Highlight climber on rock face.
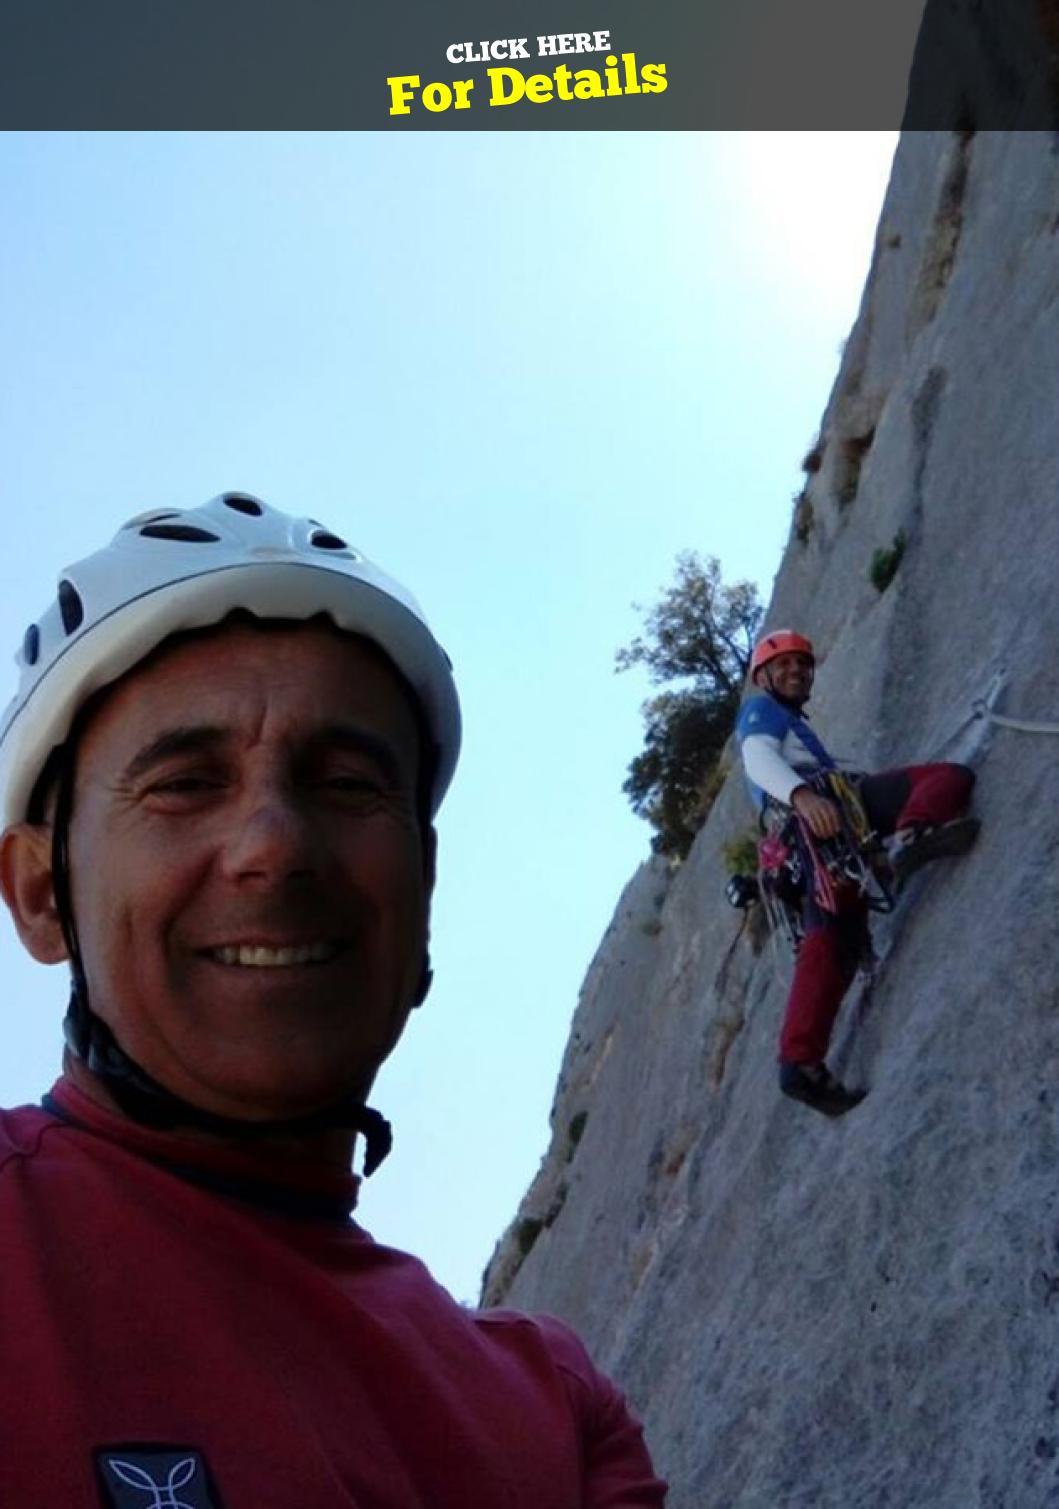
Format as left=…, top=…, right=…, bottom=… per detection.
left=735, top=629, right=980, bottom=1119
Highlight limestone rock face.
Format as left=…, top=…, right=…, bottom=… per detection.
left=482, top=131, right=1059, bottom=1507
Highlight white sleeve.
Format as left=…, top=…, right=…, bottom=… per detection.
left=741, top=733, right=807, bottom=807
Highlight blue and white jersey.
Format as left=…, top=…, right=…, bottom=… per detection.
left=734, top=692, right=836, bottom=810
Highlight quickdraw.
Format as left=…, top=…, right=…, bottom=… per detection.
left=755, top=822, right=806, bottom=969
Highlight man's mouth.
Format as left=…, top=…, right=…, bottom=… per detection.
left=206, top=942, right=343, bottom=968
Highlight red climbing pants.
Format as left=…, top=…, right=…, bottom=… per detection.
left=778, top=762, right=975, bottom=1066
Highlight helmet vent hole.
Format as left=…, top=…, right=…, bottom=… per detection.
left=121, top=510, right=181, bottom=531
left=310, top=530, right=349, bottom=552
left=22, top=623, right=40, bottom=666
left=222, top=494, right=263, bottom=516
left=139, top=524, right=221, bottom=544
left=58, top=581, right=84, bottom=636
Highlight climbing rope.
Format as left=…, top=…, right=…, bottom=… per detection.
left=971, top=699, right=1059, bottom=735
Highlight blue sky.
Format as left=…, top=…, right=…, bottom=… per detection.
left=0, top=131, right=896, bottom=1301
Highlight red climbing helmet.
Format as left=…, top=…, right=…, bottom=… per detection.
left=750, top=629, right=815, bottom=680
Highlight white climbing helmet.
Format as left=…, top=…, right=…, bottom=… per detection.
left=0, top=492, right=461, bottom=825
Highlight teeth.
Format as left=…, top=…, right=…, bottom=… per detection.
left=212, top=942, right=338, bottom=967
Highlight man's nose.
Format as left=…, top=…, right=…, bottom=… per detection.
left=220, top=786, right=320, bottom=884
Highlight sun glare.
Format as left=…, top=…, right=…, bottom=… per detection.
left=726, top=132, right=899, bottom=320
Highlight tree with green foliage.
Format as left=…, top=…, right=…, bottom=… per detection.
left=616, top=552, right=763, bottom=858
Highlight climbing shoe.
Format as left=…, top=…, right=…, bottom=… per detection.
left=779, top=1061, right=867, bottom=1118
left=887, top=815, right=980, bottom=891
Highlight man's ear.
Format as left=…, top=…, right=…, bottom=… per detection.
left=421, top=823, right=437, bottom=895
left=0, top=824, right=69, bottom=964
left=411, top=826, right=438, bottom=1009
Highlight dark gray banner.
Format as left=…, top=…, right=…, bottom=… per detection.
left=1, top=0, right=1055, bottom=128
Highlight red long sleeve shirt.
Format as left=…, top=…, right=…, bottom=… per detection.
left=0, top=1077, right=666, bottom=1507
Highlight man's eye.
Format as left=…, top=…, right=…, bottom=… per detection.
left=325, top=774, right=384, bottom=794
left=148, top=774, right=221, bottom=795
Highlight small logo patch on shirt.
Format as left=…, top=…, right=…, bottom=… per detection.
left=95, top=1445, right=224, bottom=1509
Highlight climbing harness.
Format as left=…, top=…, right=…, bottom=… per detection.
left=726, top=769, right=894, bottom=976
left=794, top=771, right=895, bottom=918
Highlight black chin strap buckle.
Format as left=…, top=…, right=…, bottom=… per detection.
left=352, top=1105, right=393, bottom=1177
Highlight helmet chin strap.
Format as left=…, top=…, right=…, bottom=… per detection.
left=49, top=746, right=396, bottom=1178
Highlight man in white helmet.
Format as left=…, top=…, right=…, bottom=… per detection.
left=0, top=495, right=666, bottom=1508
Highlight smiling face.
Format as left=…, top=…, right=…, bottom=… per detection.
left=755, top=650, right=814, bottom=706
left=56, top=620, right=433, bottom=1121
